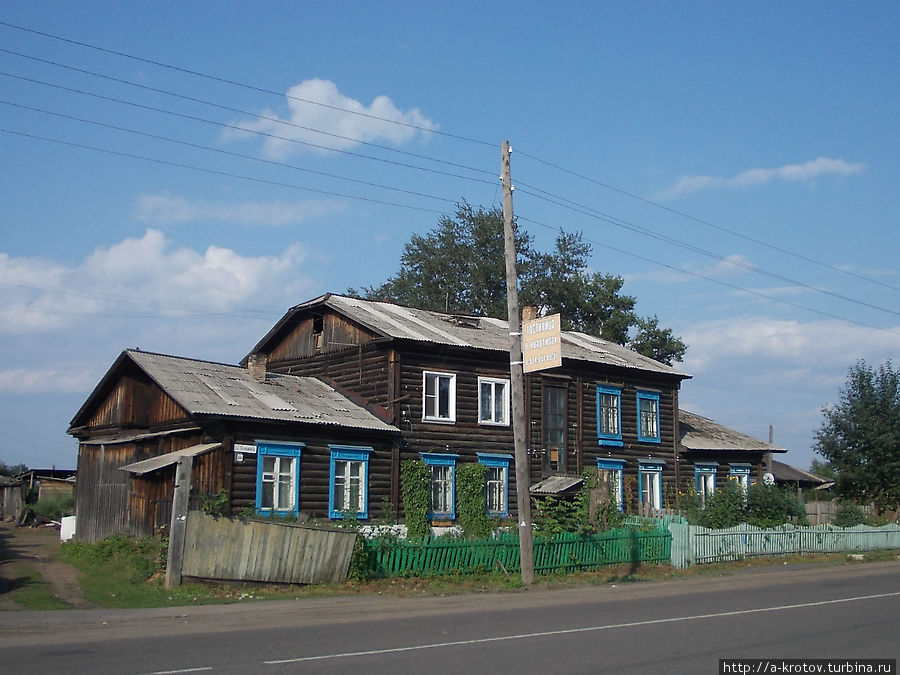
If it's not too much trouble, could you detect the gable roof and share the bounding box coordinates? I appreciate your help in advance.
[70,350,398,434]
[249,293,690,378]
[772,459,830,486]
[678,409,786,454]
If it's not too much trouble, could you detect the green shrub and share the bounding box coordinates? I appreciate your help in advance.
[456,462,492,538]
[32,493,75,521]
[401,459,430,540]
[746,483,806,528]
[697,481,745,529]
[833,502,867,527]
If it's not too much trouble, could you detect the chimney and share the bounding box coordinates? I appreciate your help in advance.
[248,353,267,383]
[522,305,538,321]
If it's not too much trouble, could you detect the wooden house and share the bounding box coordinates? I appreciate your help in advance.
[68,349,399,542]
[678,409,787,501]
[243,293,693,516]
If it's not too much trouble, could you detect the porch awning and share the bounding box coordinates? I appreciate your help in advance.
[119,443,222,475]
[530,475,583,496]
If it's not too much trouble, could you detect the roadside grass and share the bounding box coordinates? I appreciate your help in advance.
[43,534,900,610]
[0,529,69,610]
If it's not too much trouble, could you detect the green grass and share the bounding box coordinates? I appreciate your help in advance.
[1,568,70,611]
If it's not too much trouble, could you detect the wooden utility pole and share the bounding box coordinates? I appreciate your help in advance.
[501,140,535,585]
[165,455,193,589]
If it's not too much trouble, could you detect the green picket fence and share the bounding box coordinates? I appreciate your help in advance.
[363,527,671,578]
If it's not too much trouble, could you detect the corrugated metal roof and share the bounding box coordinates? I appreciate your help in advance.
[307,295,688,377]
[679,410,786,453]
[120,443,222,475]
[126,350,398,433]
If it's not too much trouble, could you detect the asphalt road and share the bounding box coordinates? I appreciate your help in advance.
[1,560,898,674]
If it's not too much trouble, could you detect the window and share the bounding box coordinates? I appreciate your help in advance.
[328,445,372,519]
[478,377,510,426]
[596,385,623,446]
[423,371,456,422]
[597,458,626,511]
[638,461,664,510]
[637,391,661,443]
[255,442,304,517]
[543,383,567,473]
[694,463,718,503]
[421,453,459,520]
[729,464,751,491]
[478,453,512,517]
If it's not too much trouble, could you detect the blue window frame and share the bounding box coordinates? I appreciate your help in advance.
[477,452,512,518]
[636,391,661,443]
[597,458,626,511]
[421,452,459,520]
[596,385,623,446]
[328,445,373,519]
[255,441,304,517]
[638,461,664,510]
[694,462,718,501]
[729,463,751,491]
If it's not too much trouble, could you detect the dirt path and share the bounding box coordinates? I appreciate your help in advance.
[0,519,88,609]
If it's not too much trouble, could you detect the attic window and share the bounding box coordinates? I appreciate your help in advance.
[443,315,480,329]
[313,315,324,350]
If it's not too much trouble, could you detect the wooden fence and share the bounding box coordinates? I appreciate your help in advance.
[668,521,900,568]
[364,527,671,578]
[180,511,358,584]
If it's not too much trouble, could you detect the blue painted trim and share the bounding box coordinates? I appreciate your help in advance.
[596,385,623,446]
[477,453,512,518]
[596,458,626,511]
[255,441,304,517]
[694,462,717,495]
[420,452,458,520]
[327,445,372,520]
[636,391,662,443]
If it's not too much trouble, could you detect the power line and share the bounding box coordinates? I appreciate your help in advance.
[518,214,900,338]
[0,52,496,181]
[516,149,900,295]
[515,183,900,319]
[0,21,497,148]
[1,99,463,205]
[0,128,448,215]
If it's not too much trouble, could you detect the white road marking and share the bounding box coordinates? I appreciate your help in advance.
[151,668,214,674]
[264,591,900,665]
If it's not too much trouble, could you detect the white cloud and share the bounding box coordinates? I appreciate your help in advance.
[0,368,95,394]
[0,229,314,336]
[658,157,866,199]
[223,78,437,158]
[134,194,340,226]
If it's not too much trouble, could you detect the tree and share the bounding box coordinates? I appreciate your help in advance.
[0,459,27,477]
[358,204,686,364]
[813,360,900,513]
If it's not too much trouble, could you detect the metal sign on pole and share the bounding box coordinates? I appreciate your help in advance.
[522,313,562,373]
[500,140,535,585]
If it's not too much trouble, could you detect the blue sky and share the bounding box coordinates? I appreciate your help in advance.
[1,1,897,472]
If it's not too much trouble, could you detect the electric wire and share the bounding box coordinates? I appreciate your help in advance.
[0,22,497,148]
[516,149,900,294]
[0,99,462,205]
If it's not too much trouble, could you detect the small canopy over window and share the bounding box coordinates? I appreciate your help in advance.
[119,443,222,475]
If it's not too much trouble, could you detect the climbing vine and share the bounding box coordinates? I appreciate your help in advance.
[456,462,491,538]
[400,459,430,540]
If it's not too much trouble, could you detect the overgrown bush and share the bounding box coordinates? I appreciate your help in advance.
[456,462,492,538]
[400,459,430,540]
[60,535,167,584]
[745,483,807,528]
[696,481,745,529]
[833,502,867,527]
[32,493,74,521]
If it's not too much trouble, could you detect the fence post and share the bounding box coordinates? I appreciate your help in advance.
[165,456,193,589]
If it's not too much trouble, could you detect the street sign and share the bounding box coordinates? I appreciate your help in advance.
[522,313,562,373]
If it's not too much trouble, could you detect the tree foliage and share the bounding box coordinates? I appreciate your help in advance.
[814,360,900,512]
[358,203,686,364]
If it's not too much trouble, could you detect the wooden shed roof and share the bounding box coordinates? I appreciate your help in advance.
[679,410,786,454]
[70,350,399,434]
[248,293,690,378]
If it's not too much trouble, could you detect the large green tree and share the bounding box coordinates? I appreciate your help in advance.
[814,360,900,512]
[358,204,686,364]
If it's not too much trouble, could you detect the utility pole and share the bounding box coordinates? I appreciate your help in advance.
[501,140,535,585]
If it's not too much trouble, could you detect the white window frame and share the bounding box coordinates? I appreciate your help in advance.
[423,371,457,423]
[637,391,661,443]
[638,461,664,510]
[729,464,751,492]
[421,452,459,520]
[596,385,623,446]
[695,463,717,503]
[478,377,510,426]
[597,458,626,511]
